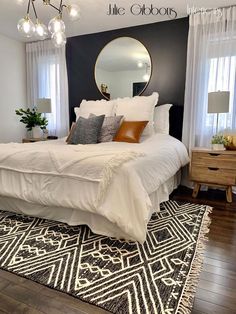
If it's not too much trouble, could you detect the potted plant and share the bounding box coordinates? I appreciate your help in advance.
[15,108,48,138]
[211,134,229,151]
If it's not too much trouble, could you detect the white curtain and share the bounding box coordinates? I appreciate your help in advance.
[26,40,69,137]
[183,6,236,150]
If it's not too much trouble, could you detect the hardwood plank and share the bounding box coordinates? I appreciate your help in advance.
[202,263,236,281]
[204,246,236,264]
[0,270,27,285]
[199,271,236,289]
[193,298,235,314]
[0,292,44,314]
[203,257,236,272]
[208,233,236,246]
[198,279,236,299]
[1,284,88,314]
[207,240,236,252]
[195,288,236,310]
[0,278,11,291]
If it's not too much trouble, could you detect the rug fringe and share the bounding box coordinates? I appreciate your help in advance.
[177,205,212,314]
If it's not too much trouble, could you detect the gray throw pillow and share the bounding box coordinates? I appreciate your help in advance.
[89,114,123,142]
[68,115,105,145]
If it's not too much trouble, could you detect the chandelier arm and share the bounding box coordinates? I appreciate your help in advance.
[26,0,31,15]
[49,3,61,13]
[59,0,63,11]
[31,0,38,19]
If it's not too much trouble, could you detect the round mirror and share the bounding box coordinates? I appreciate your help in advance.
[95,37,152,100]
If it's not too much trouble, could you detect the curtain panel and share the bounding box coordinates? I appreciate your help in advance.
[183,6,236,150]
[26,40,69,138]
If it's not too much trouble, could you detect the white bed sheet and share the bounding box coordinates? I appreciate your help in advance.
[0,134,189,242]
[0,171,180,241]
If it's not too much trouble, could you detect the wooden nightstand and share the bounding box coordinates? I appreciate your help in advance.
[190,148,236,203]
[22,138,47,143]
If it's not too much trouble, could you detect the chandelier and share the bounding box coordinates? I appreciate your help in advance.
[17,0,80,47]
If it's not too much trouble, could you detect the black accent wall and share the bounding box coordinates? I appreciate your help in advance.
[66,17,189,135]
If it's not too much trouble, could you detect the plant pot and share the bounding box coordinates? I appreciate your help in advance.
[212,144,225,151]
[32,126,42,139]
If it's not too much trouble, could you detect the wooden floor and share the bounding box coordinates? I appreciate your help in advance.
[0,187,236,314]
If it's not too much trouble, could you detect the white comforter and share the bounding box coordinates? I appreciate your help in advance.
[0,134,189,242]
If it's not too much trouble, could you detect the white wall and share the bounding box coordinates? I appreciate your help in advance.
[95,67,146,99]
[0,33,27,143]
[111,69,146,99]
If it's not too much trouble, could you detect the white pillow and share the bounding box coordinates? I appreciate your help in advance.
[74,99,116,120]
[154,104,173,134]
[115,92,159,136]
[74,107,81,119]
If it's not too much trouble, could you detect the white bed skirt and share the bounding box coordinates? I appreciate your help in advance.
[0,172,180,240]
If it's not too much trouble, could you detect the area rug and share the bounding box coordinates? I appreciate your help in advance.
[0,201,211,314]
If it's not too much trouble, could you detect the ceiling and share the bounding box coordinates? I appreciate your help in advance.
[0,0,235,42]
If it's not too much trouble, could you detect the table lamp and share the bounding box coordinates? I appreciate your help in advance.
[208,91,230,134]
[36,98,52,138]
[37,98,52,114]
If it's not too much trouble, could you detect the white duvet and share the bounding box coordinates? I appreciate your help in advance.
[0,134,189,242]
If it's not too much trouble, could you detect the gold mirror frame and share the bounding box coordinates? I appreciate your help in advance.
[94,37,152,100]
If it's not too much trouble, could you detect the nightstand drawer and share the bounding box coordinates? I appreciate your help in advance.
[192,152,236,170]
[191,166,236,185]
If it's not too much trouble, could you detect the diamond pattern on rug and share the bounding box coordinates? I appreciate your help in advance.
[0,201,210,314]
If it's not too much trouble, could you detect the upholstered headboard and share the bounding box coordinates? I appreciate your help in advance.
[169,105,184,141]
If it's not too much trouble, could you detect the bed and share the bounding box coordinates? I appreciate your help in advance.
[0,128,189,243]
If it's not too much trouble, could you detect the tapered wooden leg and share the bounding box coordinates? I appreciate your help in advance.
[192,183,201,198]
[226,186,233,203]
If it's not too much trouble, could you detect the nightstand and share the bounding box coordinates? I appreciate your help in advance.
[190,148,236,203]
[22,138,47,143]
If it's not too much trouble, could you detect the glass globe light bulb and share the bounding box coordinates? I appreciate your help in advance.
[67,4,80,21]
[52,31,66,48]
[17,15,35,38]
[16,0,25,6]
[48,16,65,34]
[137,61,143,68]
[35,21,48,40]
[143,74,150,82]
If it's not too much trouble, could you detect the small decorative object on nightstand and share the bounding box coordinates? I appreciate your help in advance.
[211,134,228,151]
[15,108,48,138]
[190,148,236,203]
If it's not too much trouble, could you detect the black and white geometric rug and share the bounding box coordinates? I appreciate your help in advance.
[0,201,211,314]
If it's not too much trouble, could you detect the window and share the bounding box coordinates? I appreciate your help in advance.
[206,55,236,132]
[37,55,60,135]
[26,41,69,137]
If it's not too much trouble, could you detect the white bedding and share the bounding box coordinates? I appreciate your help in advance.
[0,134,189,242]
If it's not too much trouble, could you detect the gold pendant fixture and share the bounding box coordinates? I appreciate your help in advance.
[17,0,80,47]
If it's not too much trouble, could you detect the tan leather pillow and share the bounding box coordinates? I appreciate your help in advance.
[113,121,148,143]
[66,122,76,143]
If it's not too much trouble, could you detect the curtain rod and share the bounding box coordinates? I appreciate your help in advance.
[189,4,236,14]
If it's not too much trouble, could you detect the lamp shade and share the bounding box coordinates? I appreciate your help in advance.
[37,98,52,113]
[208,91,230,114]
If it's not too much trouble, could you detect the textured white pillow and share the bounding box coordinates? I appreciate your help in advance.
[74,107,81,119]
[74,99,116,120]
[154,104,173,134]
[115,92,159,136]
